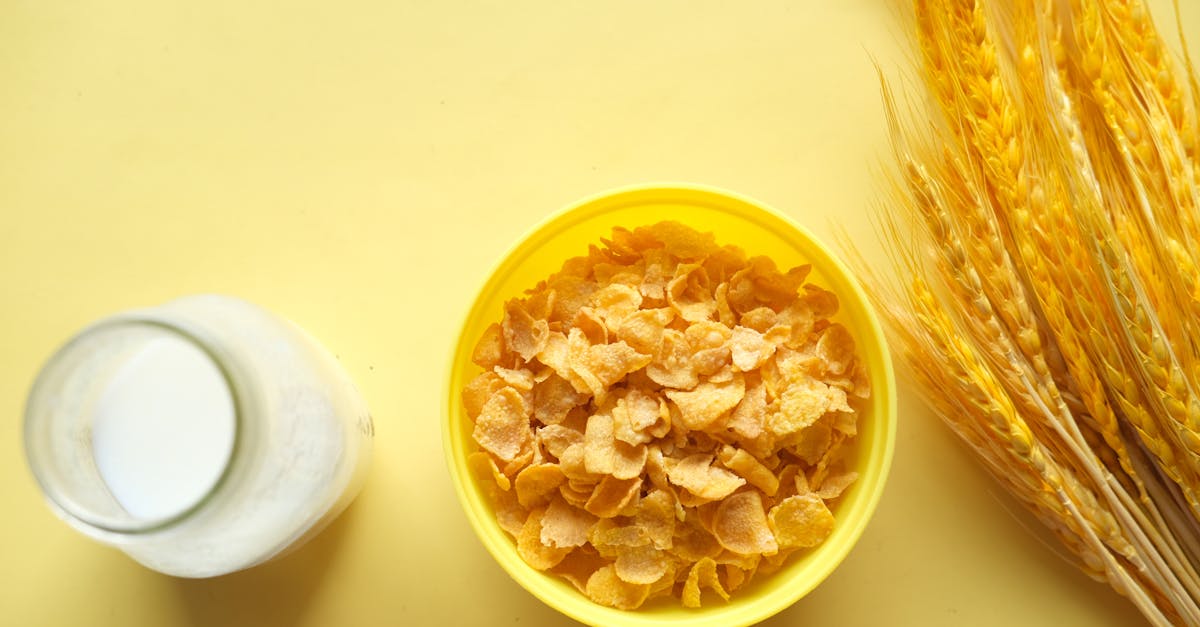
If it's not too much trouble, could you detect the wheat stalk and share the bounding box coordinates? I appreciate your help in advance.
[866,0,1200,622]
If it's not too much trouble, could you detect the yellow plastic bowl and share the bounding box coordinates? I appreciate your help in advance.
[444,184,896,626]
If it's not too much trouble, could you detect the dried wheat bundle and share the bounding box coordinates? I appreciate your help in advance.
[868,0,1200,623]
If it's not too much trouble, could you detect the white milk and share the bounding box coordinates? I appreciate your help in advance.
[90,336,236,521]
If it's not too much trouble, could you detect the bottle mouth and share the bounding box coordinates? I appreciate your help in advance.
[23,318,242,535]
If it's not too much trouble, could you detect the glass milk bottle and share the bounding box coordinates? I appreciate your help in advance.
[23,295,373,577]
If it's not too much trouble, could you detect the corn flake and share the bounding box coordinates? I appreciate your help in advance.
[615,543,671,585]
[724,564,748,592]
[647,329,700,390]
[718,446,780,496]
[641,221,718,260]
[586,564,652,610]
[739,307,777,332]
[537,423,584,459]
[668,263,717,322]
[473,387,531,462]
[548,275,598,323]
[666,454,746,501]
[681,557,729,608]
[686,321,733,375]
[515,463,566,509]
[503,299,549,362]
[666,374,745,431]
[634,488,678,550]
[584,411,618,475]
[769,377,851,437]
[816,469,859,501]
[558,442,592,481]
[730,325,775,372]
[612,389,661,445]
[485,478,527,538]
[585,475,643,518]
[728,378,767,440]
[468,451,511,492]
[713,491,778,556]
[553,548,609,594]
[494,366,534,391]
[714,283,736,327]
[532,374,588,426]
[541,495,597,548]
[471,323,505,369]
[816,323,856,376]
[671,515,723,562]
[590,518,650,553]
[791,415,835,465]
[640,251,672,302]
[591,284,643,331]
[572,338,653,402]
[462,371,505,421]
[573,307,610,345]
[518,508,572,570]
[560,482,593,508]
[612,441,648,480]
[769,493,836,549]
[616,308,675,356]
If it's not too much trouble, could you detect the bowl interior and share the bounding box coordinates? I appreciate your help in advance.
[445,185,896,627]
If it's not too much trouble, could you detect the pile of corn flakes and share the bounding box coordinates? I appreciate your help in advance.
[464,221,869,609]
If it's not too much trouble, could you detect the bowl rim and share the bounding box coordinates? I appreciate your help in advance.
[442,182,897,626]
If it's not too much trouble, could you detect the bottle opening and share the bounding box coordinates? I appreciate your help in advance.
[24,320,238,534]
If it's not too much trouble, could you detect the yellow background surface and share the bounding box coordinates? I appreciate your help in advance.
[1,1,1192,625]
